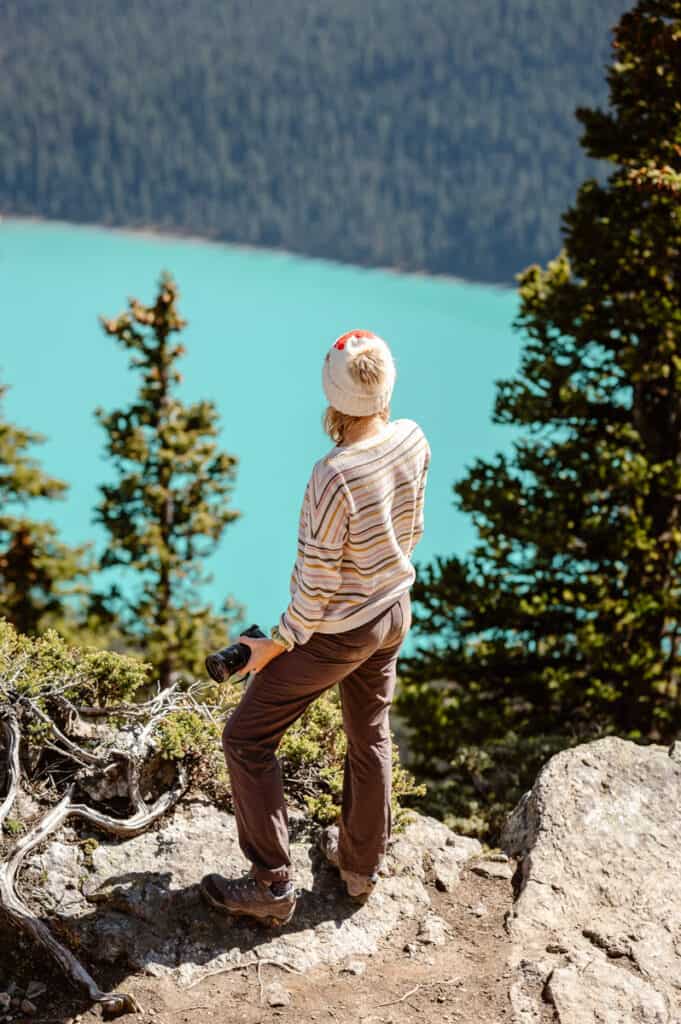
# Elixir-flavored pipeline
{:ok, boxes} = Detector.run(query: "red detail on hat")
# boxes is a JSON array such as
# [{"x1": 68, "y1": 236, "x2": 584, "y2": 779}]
[{"x1": 334, "y1": 329, "x2": 377, "y2": 351}]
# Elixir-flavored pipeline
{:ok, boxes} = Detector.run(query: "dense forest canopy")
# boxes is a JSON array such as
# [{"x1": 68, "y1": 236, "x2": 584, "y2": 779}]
[{"x1": 0, "y1": 0, "x2": 629, "y2": 283}]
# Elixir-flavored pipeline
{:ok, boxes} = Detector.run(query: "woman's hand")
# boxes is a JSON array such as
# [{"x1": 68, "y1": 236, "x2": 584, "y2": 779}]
[{"x1": 237, "y1": 635, "x2": 287, "y2": 676}]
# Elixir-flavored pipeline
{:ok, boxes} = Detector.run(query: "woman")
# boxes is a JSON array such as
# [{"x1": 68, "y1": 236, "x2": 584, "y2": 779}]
[{"x1": 201, "y1": 329, "x2": 431, "y2": 927}]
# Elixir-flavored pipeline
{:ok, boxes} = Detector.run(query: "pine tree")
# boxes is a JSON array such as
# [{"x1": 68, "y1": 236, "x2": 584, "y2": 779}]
[
  {"x1": 94, "y1": 271, "x2": 244, "y2": 686},
  {"x1": 0, "y1": 383, "x2": 92, "y2": 634},
  {"x1": 396, "y1": 0, "x2": 681, "y2": 839}
]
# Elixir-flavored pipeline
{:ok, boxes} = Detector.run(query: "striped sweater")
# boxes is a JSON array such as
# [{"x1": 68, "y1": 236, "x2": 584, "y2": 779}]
[{"x1": 276, "y1": 417, "x2": 431, "y2": 647}]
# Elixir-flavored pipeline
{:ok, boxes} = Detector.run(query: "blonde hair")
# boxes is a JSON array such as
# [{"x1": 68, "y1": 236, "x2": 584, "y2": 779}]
[
  {"x1": 322, "y1": 403, "x2": 391, "y2": 445},
  {"x1": 322, "y1": 342, "x2": 392, "y2": 444}
]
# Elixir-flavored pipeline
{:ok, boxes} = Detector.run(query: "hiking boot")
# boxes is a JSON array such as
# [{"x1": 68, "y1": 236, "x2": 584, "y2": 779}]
[
  {"x1": 319, "y1": 825, "x2": 379, "y2": 903},
  {"x1": 200, "y1": 869, "x2": 296, "y2": 927}
]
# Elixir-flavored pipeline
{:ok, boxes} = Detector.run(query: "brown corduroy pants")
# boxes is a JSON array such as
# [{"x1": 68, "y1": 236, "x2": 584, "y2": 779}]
[{"x1": 221, "y1": 589, "x2": 412, "y2": 884}]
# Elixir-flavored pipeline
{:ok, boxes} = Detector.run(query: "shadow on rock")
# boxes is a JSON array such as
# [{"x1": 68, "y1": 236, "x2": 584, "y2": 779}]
[
  {"x1": 49, "y1": 842, "x2": 372, "y2": 990},
  {"x1": 25, "y1": 800, "x2": 481, "y2": 993}
]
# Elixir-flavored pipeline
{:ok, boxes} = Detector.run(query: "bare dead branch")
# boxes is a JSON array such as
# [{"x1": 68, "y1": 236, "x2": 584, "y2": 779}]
[
  {"x1": 70, "y1": 679, "x2": 223, "y2": 723},
  {"x1": 22, "y1": 690, "x2": 183, "y2": 817},
  {"x1": 125, "y1": 755, "x2": 149, "y2": 814},
  {"x1": 185, "y1": 956, "x2": 303, "y2": 993},
  {"x1": 375, "y1": 983, "x2": 422, "y2": 1007},
  {"x1": 0, "y1": 765, "x2": 187, "y2": 1015},
  {"x1": 69, "y1": 763, "x2": 187, "y2": 836},
  {"x1": 20, "y1": 698, "x2": 109, "y2": 768},
  {"x1": 0, "y1": 658, "x2": 221, "y2": 1016},
  {"x1": 0, "y1": 711, "x2": 21, "y2": 828}
]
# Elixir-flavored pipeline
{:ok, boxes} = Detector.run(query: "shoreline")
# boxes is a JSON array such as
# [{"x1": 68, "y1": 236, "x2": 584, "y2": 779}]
[{"x1": 0, "y1": 211, "x2": 516, "y2": 293}]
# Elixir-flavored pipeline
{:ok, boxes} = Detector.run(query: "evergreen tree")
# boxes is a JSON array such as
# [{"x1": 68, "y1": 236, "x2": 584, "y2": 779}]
[
  {"x1": 95, "y1": 271, "x2": 244, "y2": 686},
  {"x1": 0, "y1": 383, "x2": 92, "y2": 634},
  {"x1": 396, "y1": 0, "x2": 681, "y2": 840}
]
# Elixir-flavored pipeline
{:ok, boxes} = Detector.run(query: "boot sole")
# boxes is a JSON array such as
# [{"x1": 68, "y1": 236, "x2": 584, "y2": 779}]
[{"x1": 200, "y1": 880, "x2": 296, "y2": 927}]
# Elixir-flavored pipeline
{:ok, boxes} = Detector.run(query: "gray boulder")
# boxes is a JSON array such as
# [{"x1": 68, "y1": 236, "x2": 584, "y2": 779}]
[{"x1": 500, "y1": 736, "x2": 681, "y2": 1024}]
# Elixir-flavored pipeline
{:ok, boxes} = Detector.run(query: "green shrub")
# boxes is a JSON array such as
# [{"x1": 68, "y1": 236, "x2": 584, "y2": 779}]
[
  {"x1": 0, "y1": 619, "x2": 425, "y2": 832},
  {"x1": 0, "y1": 618, "x2": 150, "y2": 709},
  {"x1": 279, "y1": 687, "x2": 425, "y2": 831}
]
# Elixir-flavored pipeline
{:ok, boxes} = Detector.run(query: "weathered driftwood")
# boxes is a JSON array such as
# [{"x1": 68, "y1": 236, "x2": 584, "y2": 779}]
[
  {"x1": 0, "y1": 712, "x2": 21, "y2": 829},
  {"x1": 0, "y1": 685, "x2": 197, "y2": 1016}
]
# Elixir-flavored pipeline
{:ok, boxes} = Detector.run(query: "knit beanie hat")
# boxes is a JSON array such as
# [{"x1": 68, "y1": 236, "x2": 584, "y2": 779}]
[{"x1": 322, "y1": 330, "x2": 396, "y2": 416}]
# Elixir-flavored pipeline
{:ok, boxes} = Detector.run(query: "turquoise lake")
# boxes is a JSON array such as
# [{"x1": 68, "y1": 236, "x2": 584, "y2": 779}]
[{"x1": 0, "y1": 218, "x2": 522, "y2": 659}]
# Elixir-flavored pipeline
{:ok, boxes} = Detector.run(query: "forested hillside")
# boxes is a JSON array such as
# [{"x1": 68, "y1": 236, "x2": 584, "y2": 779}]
[{"x1": 0, "y1": 0, "x2": 630, "y2": 283}]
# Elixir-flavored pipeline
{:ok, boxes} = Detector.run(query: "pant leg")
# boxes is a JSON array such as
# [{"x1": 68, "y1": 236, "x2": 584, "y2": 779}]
[
  {"x1": 222, "y1": 618, "x2": 388, "y2": 883},
  {"x1": 337, "y1": 590, "x2": 412, "y2": 876}
]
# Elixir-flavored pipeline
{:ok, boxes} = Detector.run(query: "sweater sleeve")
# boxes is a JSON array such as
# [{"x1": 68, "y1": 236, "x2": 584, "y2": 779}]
[
  {"x1": 409, "y1": 442, "x2": 431, "y2": 556},
  {"x1": 277, "y1": 462, "x2": 350, "y2": 647}
]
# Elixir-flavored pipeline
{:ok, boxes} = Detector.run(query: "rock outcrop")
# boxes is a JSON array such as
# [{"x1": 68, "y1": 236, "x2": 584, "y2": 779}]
[
  {"x1": 14, "y1": 732, "x2": 681, "y2": 1023},
  {"x1": 24, "y1": 802, "x2": 480, "y2": 990},
  {"x1": 500, "y1": 736, "x2": 681, "y2": 1024}
]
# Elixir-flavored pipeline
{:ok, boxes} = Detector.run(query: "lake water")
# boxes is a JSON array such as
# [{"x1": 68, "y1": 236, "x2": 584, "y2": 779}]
[{"x1": 0, "y1": 218, "x2": 521, "y2": 659}]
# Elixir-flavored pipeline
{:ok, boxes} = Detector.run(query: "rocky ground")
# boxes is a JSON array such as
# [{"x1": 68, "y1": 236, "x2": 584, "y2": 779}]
[
  {"x1": 1, "y1": 830, "x2": 519, "y2": 1024},
  {"x1": 2, "y1": 735, "x2": 680, "y2": 1024}
]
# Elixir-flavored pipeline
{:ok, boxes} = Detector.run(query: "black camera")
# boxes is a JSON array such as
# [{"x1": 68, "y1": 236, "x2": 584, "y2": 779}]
[{"x1": 204, "y1": 624, "x2": 268, "y2": 683}]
